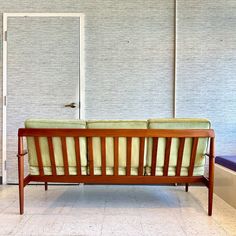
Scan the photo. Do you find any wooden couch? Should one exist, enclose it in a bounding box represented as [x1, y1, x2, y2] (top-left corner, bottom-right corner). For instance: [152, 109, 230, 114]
[17, 119, 215, 215]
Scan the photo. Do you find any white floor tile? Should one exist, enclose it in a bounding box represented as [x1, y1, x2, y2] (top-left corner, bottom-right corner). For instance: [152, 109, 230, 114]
[0, 185, 236, 236]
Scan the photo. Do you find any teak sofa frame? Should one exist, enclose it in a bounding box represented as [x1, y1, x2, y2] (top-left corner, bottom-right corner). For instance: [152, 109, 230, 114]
[17, 128, 215, 215]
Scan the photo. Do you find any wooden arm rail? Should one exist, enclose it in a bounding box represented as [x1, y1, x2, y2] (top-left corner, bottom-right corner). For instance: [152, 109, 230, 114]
[17, 128, 215, 215]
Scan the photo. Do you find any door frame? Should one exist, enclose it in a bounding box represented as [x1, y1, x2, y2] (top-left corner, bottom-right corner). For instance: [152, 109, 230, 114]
[2, 13, 85, 184]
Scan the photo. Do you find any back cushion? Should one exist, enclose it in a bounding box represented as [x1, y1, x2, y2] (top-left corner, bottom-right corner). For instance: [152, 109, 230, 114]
[25, 119, 87, 168]
[87, 120, 148, 171]
[147, 118, 211, 176]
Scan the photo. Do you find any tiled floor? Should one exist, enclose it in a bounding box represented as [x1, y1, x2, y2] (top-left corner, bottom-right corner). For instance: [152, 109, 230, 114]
[0, 185, 236, 236]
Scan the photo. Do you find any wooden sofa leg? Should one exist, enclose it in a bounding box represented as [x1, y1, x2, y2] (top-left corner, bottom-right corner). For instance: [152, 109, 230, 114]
[208, 157, 214, 216]
[19, 182, 24, 215]
[185, 183, 189, 192]
[18, 153, 24, 215]
[208, 182, 213, 216]
[208, 137, 215, 216]
[45, 182, 48, 191]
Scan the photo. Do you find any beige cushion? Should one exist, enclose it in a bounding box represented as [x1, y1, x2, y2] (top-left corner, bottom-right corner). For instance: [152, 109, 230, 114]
[93, 167, 140, 176]
[147, 118, 211, 176]
[87, 120, 148, 175]
[30, 166, 87, 175]
[25, 119, 87, 175]
[145, 166, 205, 176]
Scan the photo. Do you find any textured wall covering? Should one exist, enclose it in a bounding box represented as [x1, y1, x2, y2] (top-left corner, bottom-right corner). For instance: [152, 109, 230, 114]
[0, 0, 175, 120]
[176, 0, 236, 155]
[0, 0, 174, 181]
[84, 2, 174, 119]
[0, 0, 236, 181]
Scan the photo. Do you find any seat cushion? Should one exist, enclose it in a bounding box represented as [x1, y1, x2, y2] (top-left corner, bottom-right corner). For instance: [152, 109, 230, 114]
[87, 120, 148, 174]
[215, 156, 236, 172]
[92, 167, 140, 176]
[25, 119, 87, 176]
[30, 166, 87, 175]
[145, 166, 205, 176]
[147, 118, 211, 176]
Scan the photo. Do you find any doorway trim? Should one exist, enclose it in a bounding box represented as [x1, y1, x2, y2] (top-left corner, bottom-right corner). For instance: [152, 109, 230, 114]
[2, 13, 85, 184]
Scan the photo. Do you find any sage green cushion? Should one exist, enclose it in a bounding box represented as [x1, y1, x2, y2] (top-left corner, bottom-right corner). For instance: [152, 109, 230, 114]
[92, 167, 204, 176]
[87, 120, 148, 175]
[30, 166, 139, 176]
[146, 118, 211, 176]
[93, 167, 139, 176]
[25, 119, 87, 175]
[30, 166, 87, 175]
[145, 166, 205, 176]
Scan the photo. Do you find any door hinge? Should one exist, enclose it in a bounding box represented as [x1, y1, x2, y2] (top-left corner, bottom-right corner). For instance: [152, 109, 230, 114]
[4, 96, 7, 106]
[78, 101, 80, 108]
[4, 31, 7, 41]
[4, 160, 7, 170]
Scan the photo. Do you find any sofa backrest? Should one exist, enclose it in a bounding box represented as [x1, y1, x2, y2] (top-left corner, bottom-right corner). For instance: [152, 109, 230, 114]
[23, 118, 212, 177]
[147, 118, 211, 176]
[25, 119, 87, 175]
[87, 120, 148, 175]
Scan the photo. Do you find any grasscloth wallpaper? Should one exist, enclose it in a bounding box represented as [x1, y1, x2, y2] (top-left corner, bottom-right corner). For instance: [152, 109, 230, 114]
[0, 0, 235, 180]
[176, 0, 236, 156]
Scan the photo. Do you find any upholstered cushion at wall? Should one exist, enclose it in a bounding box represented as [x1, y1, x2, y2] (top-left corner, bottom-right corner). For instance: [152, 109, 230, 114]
[146, 118, 211, 176]
[87, 120, 148, 175]
[25, 119, 87, 175]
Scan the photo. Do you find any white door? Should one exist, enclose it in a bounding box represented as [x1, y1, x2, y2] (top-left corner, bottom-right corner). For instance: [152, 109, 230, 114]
[3, 13, 84, 183]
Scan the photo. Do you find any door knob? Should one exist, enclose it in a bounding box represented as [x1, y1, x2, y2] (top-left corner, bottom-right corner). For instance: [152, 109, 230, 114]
[64, 102, 77, 108]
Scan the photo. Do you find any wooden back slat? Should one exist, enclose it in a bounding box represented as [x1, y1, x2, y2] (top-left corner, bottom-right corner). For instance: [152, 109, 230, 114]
[151, 137, 158, 176]
[188, 137, 199, 176]
[138, 137, 145, 176]
[74, 137, 81, 176]
[47, 137, 57, 176]
[61, 137, 69, 176]
[163, 138, 172, 176]
[113, 137, 119, 176]
[126, 137, 132, 176]
[176, 138, 185, 176]
[34, 137, 44, 176]
[101, 137, 106, 176]
[88, 137, 94, 176]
